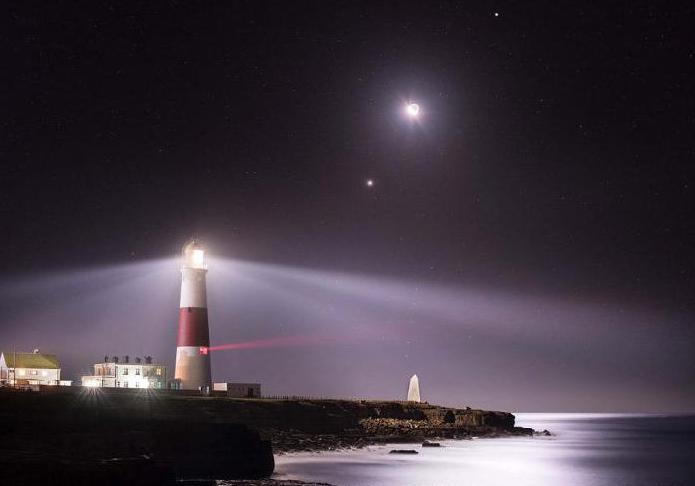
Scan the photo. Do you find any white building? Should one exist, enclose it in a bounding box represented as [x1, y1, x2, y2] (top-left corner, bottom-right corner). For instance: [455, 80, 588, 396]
[81, 356, 167, 389]
[0, 350, 70, 386]
[213, 382, 261, 398]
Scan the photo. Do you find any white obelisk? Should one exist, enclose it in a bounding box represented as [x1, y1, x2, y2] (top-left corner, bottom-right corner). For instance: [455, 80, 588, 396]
[407, 374, 421, 402]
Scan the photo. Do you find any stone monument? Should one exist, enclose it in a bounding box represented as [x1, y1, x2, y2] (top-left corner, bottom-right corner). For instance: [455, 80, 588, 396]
[407, 374, 421, 402]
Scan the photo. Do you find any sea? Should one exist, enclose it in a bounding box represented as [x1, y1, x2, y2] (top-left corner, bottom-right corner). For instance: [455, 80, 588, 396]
[272, 413, 695, 486]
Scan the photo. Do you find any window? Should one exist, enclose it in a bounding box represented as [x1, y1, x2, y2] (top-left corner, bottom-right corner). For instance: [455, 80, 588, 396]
[122, 368, 129, 375]
[156, 368, 162, 376]
[123, 381, 129, 388]
[135, 368, 140, 376]
[41, 370, 48, 377]
[30, 370, 38, 376]
[17, 369, 25, 376]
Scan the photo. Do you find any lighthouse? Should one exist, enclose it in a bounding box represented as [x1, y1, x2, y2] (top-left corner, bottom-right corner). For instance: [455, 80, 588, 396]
[174, 240, 212, 390]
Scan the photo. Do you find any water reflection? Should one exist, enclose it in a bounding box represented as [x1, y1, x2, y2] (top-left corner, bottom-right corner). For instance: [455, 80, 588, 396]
[274, 414, 695, 486]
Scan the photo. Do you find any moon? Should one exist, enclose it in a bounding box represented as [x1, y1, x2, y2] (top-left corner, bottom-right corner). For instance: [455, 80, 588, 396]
[406, 102, 420, 118]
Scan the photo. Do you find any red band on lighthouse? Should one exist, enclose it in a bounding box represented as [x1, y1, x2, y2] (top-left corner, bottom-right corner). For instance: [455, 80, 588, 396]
[177, 307, 210, 347]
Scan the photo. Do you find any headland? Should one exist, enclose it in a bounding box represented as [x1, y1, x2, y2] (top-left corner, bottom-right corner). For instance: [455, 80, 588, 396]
[0, 386, 532, 484]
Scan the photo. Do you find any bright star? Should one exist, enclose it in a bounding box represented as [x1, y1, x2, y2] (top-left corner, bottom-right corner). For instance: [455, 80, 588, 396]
[366, 179, 374, 187]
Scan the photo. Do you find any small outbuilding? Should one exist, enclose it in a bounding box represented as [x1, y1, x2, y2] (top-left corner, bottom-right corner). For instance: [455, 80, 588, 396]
[213, 382, 261, 398]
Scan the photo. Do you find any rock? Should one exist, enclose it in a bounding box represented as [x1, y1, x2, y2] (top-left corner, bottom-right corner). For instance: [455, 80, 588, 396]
[422, 440, 441, 447]
[154, 422, 274, 480]
[0, 453, 177, 486]
[389, 449, 419, 454]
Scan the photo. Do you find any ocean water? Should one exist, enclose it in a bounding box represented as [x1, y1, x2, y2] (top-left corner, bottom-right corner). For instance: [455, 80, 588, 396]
[273, 414, 695, 486]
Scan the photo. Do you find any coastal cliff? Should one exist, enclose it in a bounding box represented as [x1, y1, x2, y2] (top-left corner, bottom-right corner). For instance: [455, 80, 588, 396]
[0, 387, 528, 483]
[245, 399, 530, 451]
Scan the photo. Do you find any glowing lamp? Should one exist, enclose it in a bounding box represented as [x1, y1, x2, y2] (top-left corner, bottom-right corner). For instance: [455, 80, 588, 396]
[182, 240, 207, 270]
[192, 249, 205, 267]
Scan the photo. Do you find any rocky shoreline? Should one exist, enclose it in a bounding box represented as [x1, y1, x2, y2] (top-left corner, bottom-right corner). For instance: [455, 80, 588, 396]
[218, 482, 334, 486]
[262, 405, 534, 453]
[0, 387, 534, 483]
[267, 421, 534, 453]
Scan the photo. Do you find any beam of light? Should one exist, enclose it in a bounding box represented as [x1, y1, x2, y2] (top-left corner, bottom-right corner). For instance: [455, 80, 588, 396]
[203, 334, 349, 354]
[208, 258, 695, 388]
[0, 257, 180, 382]
[1, 253, 693, 411]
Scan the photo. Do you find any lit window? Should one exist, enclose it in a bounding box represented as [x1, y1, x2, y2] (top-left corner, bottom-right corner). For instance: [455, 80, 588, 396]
[30, 370, 38, 376]
[18, 369, 25, 376]
[41, 370, 48, 377]
[156, 368, 162, 375]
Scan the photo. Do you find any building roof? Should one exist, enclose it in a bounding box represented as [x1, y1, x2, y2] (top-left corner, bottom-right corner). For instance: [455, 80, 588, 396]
[1, 352, 60, 369]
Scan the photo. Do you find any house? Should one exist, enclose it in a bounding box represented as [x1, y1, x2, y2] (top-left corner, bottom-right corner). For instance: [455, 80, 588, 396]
[0, 349, 70, 386]
[81, 355, 167, 389]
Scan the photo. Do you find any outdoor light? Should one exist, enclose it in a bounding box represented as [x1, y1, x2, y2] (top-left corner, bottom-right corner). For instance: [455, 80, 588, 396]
[192, 249, 205, 268]
[182, 240, 207, 270]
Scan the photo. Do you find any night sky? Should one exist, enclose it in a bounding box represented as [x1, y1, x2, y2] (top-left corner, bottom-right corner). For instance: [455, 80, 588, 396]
[2, 2, 694, 411]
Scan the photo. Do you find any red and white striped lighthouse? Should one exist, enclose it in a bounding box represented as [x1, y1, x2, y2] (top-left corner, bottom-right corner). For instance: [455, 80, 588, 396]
[174, 240, 212, 390]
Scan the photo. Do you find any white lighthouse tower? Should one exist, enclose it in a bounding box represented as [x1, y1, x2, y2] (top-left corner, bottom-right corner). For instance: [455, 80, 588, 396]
[174, 240, 212, 390]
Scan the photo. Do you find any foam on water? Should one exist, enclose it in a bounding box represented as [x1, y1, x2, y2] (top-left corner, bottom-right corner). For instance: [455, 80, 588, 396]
[274, 414, 695, 486]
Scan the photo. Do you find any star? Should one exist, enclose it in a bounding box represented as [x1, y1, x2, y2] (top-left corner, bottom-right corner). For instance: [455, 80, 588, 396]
[366, 179, 374, 187]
